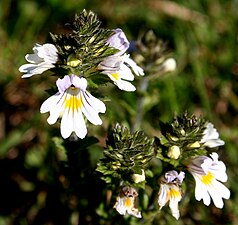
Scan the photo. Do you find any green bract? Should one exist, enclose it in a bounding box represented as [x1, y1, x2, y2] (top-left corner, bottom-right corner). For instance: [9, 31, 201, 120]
[50, 10, 118, 84]
[155, 112, 208, 167]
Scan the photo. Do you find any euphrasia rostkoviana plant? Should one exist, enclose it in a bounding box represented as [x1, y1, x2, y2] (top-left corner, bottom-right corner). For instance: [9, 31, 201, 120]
[19, 10, 230, 222]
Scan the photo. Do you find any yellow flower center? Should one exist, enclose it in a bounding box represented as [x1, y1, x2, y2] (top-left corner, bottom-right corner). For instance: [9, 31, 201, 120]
[201, 171, 214, 185]
[168, 188, 181, 198]
[65, 90, 83, 112]
[124, 197, 133, 209]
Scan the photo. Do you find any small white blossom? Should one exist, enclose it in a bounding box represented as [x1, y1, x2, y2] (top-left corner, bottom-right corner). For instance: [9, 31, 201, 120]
[19, 43, 58, 78]
[200, 123, 225, 148]
[114, 186, 142, 218]
[158, 171, 185, 220]
[98, 29, 144, 91]
[40, 74, 106, 139]
[188, 152, 230, 208]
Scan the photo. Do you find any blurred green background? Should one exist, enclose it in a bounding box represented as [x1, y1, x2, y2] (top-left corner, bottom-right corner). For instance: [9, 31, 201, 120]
[1, 0, 238, 224]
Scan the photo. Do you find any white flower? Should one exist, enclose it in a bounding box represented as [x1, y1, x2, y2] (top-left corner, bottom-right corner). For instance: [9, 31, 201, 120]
[19, 43, 58, 78]
[200, 123, 225, 148]
[114, 186, 142, 218]
[188, 152, 230, 208]
[158, 171, 185, 220]
[40, 74, 106, 139]
[98, 29, 144, 91]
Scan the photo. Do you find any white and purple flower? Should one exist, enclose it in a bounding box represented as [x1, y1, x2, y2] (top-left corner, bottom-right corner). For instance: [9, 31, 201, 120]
[98, 29, 144, 91]
[158, 170, 185, 220]
[40, 74, 106, 139]
[19, 43, 58, 78]
[188, 152, 230, 208]
[200, 123, 225, 148]
[114, 186, 142, 218]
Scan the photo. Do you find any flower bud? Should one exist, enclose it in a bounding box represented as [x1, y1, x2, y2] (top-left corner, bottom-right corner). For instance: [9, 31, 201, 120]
[132, 169, 145, 183]
[162, 58, 176, 72]
[167, 145, 181, 159]
[187, 141, 200, 148]
[67, 58, 81, 67]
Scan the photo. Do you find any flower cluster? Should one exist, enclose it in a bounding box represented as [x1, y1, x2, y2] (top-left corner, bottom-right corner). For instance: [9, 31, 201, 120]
[19, 10, 144, 139]
[97, 113, 230, 220]
[155, 113, 230, 219]
[19, 9, 230, 222]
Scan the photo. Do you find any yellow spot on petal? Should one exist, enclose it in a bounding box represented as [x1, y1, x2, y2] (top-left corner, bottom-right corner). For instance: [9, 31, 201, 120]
[168, 188, 181, 198]
[124, 197, 133, 209]
[201, 172, 214, 185]
[65, 93, 83, 112]
[111, 73, 119, 81]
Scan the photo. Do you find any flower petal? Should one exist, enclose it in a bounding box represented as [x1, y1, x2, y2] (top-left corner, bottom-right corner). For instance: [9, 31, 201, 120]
[73, 108, 87, 139]
[40, 93, 62, 124]
[118, 64, 135, 81]
[56, 76, 72, 93]
[98, 56, 122, 71]
[71, 75, 88, 91]
[207, 179, 230, 208]
[169, 197, 180, 220]
[114, 197, 127, 215]
[37, 43, 58, 63]
[200, 123, 224, 147]
[124, 55, 144, 76]
[60, 106, 74, 139]
[112, 78, 136, 92]
[107, 28, 129, 55]
[193, 175, 211, 206]
[158, 184, 169, 209]
[85, 91, 106, 113]
[81, 92, 103, 125]
[25, 53, 42, 64]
